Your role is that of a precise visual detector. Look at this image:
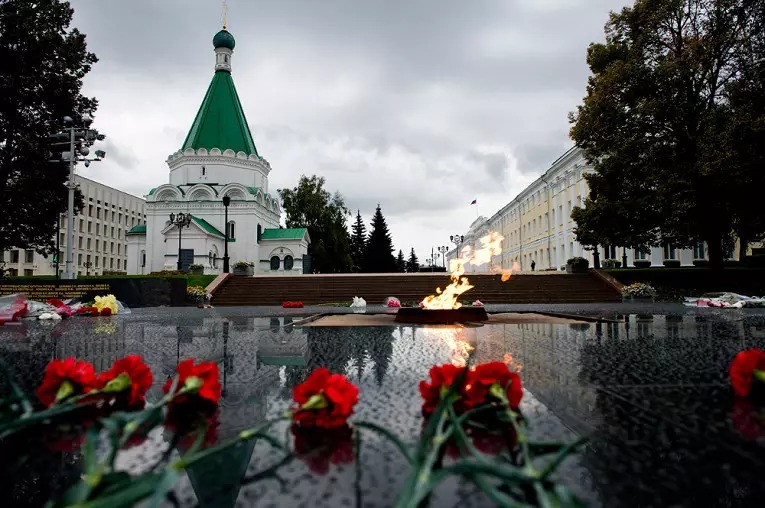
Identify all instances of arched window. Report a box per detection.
[284,255,294,270]
[140,250,146,267]
[257,224,262,243]
[227,221,235,240]
[270,256,280,270]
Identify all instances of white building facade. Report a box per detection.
[1,175,145,277]
[448,146,743,272]
[127,26,309,275]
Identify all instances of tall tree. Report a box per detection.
[406,248,420,273]
[349,210,367,271]
[279,175,352,273]
[0,0,98,256]
[364,205,397,272]
[395,249,406,273]
[569,0,765,270]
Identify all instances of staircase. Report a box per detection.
[211,272,621,306]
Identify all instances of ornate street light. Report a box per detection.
[437,245,449,268]
[222,196,231,273]
[169,212,193,270]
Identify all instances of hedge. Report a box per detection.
[606,267,765,298]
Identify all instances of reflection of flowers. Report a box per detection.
[97,356,153,409]
[36,358,98,407]
[93,321,116,335]
[731,398,765,440]
[164,402,220,450]
[282,301,304,308]
[292,368,359,428]
[730,349,765,397]
[292,423,354,475]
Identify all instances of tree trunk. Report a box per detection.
[706,233,724,271]
[739,235,749,263]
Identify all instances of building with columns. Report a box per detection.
[448,146,747,271]
[126,25,309,275]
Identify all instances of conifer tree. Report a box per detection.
[364,205,397,272]
[406,248,420,273]
[349,210,367,271]
[395,249,406,272]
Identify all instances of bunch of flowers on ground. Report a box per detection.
[187,285,210,304]
[622,282,656,298]
[282,301,304,308]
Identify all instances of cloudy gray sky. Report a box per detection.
[70,0,629,262]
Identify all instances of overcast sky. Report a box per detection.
[69,0,629,262]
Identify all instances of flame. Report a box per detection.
[503,352,523,373]
[499,261,520,282]
[421,231,508,310]
[427,328,475,366]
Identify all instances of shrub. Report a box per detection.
[693,260,709,267]
[189,264,204,270]
[633,260,651,268]
[602,259,621,269]
[663,260,681,267]
[566,257,589,273]
[233,260,254,269]
[622,282,656,298]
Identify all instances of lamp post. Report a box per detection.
[437,245,449,268]
[83,261,93,276]
[222,196,231,273]
[622,246,628,269]
[49,115,105,280]
[169,212,193,270]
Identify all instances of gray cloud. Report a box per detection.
[69,0,630,260]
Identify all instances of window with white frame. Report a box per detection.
[663,243,677,260]
[693,242,706,259]
[634,247,649,260]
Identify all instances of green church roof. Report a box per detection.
[191,216,225,238]
[260,228,308,240]
[181,56,259,156]
[213,29,235,50]
[126,224,146,235]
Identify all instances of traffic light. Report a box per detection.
[52,253,58,263]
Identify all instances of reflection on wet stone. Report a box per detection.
[1,309,765,507]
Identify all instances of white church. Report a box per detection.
[127,25,310,275]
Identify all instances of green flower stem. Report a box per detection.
[355,421,413,464]
[0,359,33,415]
[537,436,588,480]
[753,369,765,383]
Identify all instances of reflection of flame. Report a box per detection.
[427,328,475,367]
[422,231,514,309]
[503,352,523,373]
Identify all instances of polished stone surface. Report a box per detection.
[1,306,764,507]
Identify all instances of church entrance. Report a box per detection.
[179,249,194,272]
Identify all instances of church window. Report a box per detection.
[227,221,235,240]
[284,255,294,270]
[140,250,146,267]
[202,166,206,176]
[270,256,280,270]
[257,224,262,243]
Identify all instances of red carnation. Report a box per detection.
[77,306,99,316]
[419,364,468,416]
[97,355,153,408]
[730,349,765,397]
[292,368,359,428]
[163,359,221,405]
[730,398,765,441]
[465,362,523,409]
[46,299,66,308]
[291,424,354,475]
[36,358,98,407]
[100,308,112,317]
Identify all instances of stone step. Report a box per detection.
[211,272,620,305]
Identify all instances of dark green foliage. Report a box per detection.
[363,205,397,273]
[0,0,97,255]
[278,175,352,273]
[349,210,367,271]
[395,249,406,272]
[406,248,420,273]
[569,0,765,270]
[607,267,765,298]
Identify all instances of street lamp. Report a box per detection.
[222,196,231,273]
[169,212,193,270]
[83,261,93,276]
[49,115,106,280]
[437,245,449,268]
[450,235,464,248]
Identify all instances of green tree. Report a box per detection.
[278,175,352,273]
[569,0,764,270]
[406,248,420,273]
[364,204,397,272]
[395,249,406,272]
[0,0,98,257]
[349,210,367,271]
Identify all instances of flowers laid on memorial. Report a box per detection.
[291,368,359,428]
[730,349,765,397]
[163,358,222,405]
[97,356,153,409]
[94,294,119,315]
[3,354,585,507]
[621,282,656,299]
[282,301,304,308]
[36,358,98,407]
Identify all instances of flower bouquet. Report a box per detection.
[282,301,304,308]
[621,282,656,301]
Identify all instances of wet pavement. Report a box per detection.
[1,304,764,507]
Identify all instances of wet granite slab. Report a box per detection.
[1,306,764,507]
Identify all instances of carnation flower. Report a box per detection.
[292,368,359,428]
[36,358,98,407]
